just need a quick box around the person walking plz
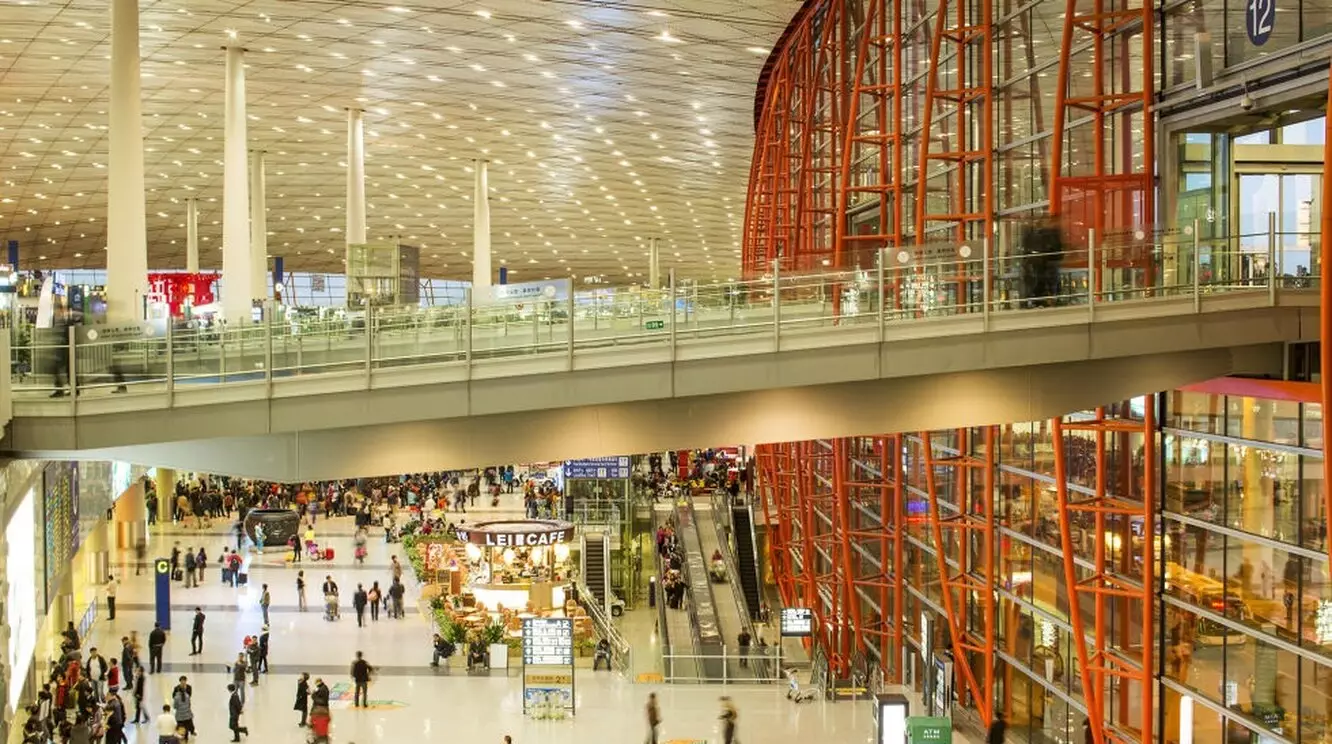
[259,584,272,626]
[389,579,405,619]
[297,571,307,612]
[171,677,194,740]
[257,626,270,674]
[737,629,752,668]
[134,540,147,577]
[390,555,404,584]
[131,661,147,724]
[146,623,166,673]
[105,574,119,620]
[718,697,737,744]
[293,673,310,727]
[986,713,1008,744]
[227,684,249,741]
[189,608,205,655]
[230,653,248,704]
[646,692,661,744]
[353,584,368,627]
[350,651,373,707]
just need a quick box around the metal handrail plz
[707,489,772,681]
[574,575,632,674]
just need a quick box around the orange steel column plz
[913,0,994,249]
[1051,399,1156,744]
[1321,68,1332,574]
[921,428,997,721]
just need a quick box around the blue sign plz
[563,457,631,479]
[154,558,172,630]
[1246,0,1274,46]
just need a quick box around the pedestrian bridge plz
[3,249,1319,481]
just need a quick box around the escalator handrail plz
[708,489,772,680]
[743,495,764,620]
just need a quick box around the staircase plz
[731,505,763,622]
[582,533,609,615]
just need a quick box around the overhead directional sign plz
[563,457,630,479]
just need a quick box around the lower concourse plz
[39,496,875,744]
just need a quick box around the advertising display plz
[876,694,910,744]
[7,490,36,712]
[780,607,814,637]
[522,618,575,717]
[562,457,631,480]
[43,463,78,604]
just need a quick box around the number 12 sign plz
[1247,0,1274,46]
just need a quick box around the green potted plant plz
[574,636,596,658]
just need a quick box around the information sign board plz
[563,456,631,480]
[1246,0,1274,46]
[906,717,952,744]
[780,607,814,637]
[522,618,575,717]
[645,319,665,330]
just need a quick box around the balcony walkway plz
[4,246,1320,479]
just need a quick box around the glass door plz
[1234,169,1323,287]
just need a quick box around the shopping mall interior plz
[3,1,1332,744]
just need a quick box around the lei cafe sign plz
[455,520,574,548]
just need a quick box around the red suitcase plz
[324,547,334,560]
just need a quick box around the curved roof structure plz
[0,1,797,283]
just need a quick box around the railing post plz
[566,290,575,370]
[364,305,374,389]
[1192,219,1201,313]
[668,269,677,362]
[532,300,540,348]
[1268,211,1278,305]
[165,319,175,405]
[1087,228,1097,319]
[772,259,781,351]
[464,288,474,376]
[219,329,226,383]
[876,248,886,341]
[981,237,991,331]
[67,324,78,401]
[263,302,273,393]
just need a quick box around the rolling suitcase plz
[323,548,335,561]
[237,572,249,586]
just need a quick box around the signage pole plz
[154,558,172,630]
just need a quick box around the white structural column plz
[472,159,492,301]
[222,45,253,323]
[185,197,199,273]
[649,237,661,289]
[346,109,367,245]
[250,149,268,299]
[106,0,150,321]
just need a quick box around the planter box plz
[489,643,509,670]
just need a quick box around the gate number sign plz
[1247,0,1274,46]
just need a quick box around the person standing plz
[296,571,308,612]
[986,713,1008,744]
[293,673,310,727]
[227,684,249,741]
[718,697,737,744]
[120,636,136,690]
[183,550,197,589]
[388,579,405,619]
[189,608,205,655]
[259,585,272,626]
[195,548,207,584]
[350,651,373,707]
[86,647,108,700]
[148,623,166,674]
[257,626,270,674]
[646,692,661,744]
[105,574,119,620]
[104,690,126,744]
[155,704,177,744]
[353,584,368,627]
[311,678,330,709]
[737,629,752,668]
[367,582,382,622]
[171,677,194,740]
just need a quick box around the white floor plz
[85,504,879,744]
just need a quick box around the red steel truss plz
[756,406,1157,743]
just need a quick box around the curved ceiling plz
[0,1,796,284]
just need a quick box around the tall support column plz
[185,197,199,273]
[106,0,150,321]
[221,45,253,323]
[473,159,492,301]
[346,109,366,245]
[250,149,268,300]
[648,237,661,289]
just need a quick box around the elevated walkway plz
[4,254,1317,479]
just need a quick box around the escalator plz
[582,532,609,615]
[731,504,763,622]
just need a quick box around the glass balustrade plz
[8,232,1319,400]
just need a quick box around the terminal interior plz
[2,1,1332,744]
